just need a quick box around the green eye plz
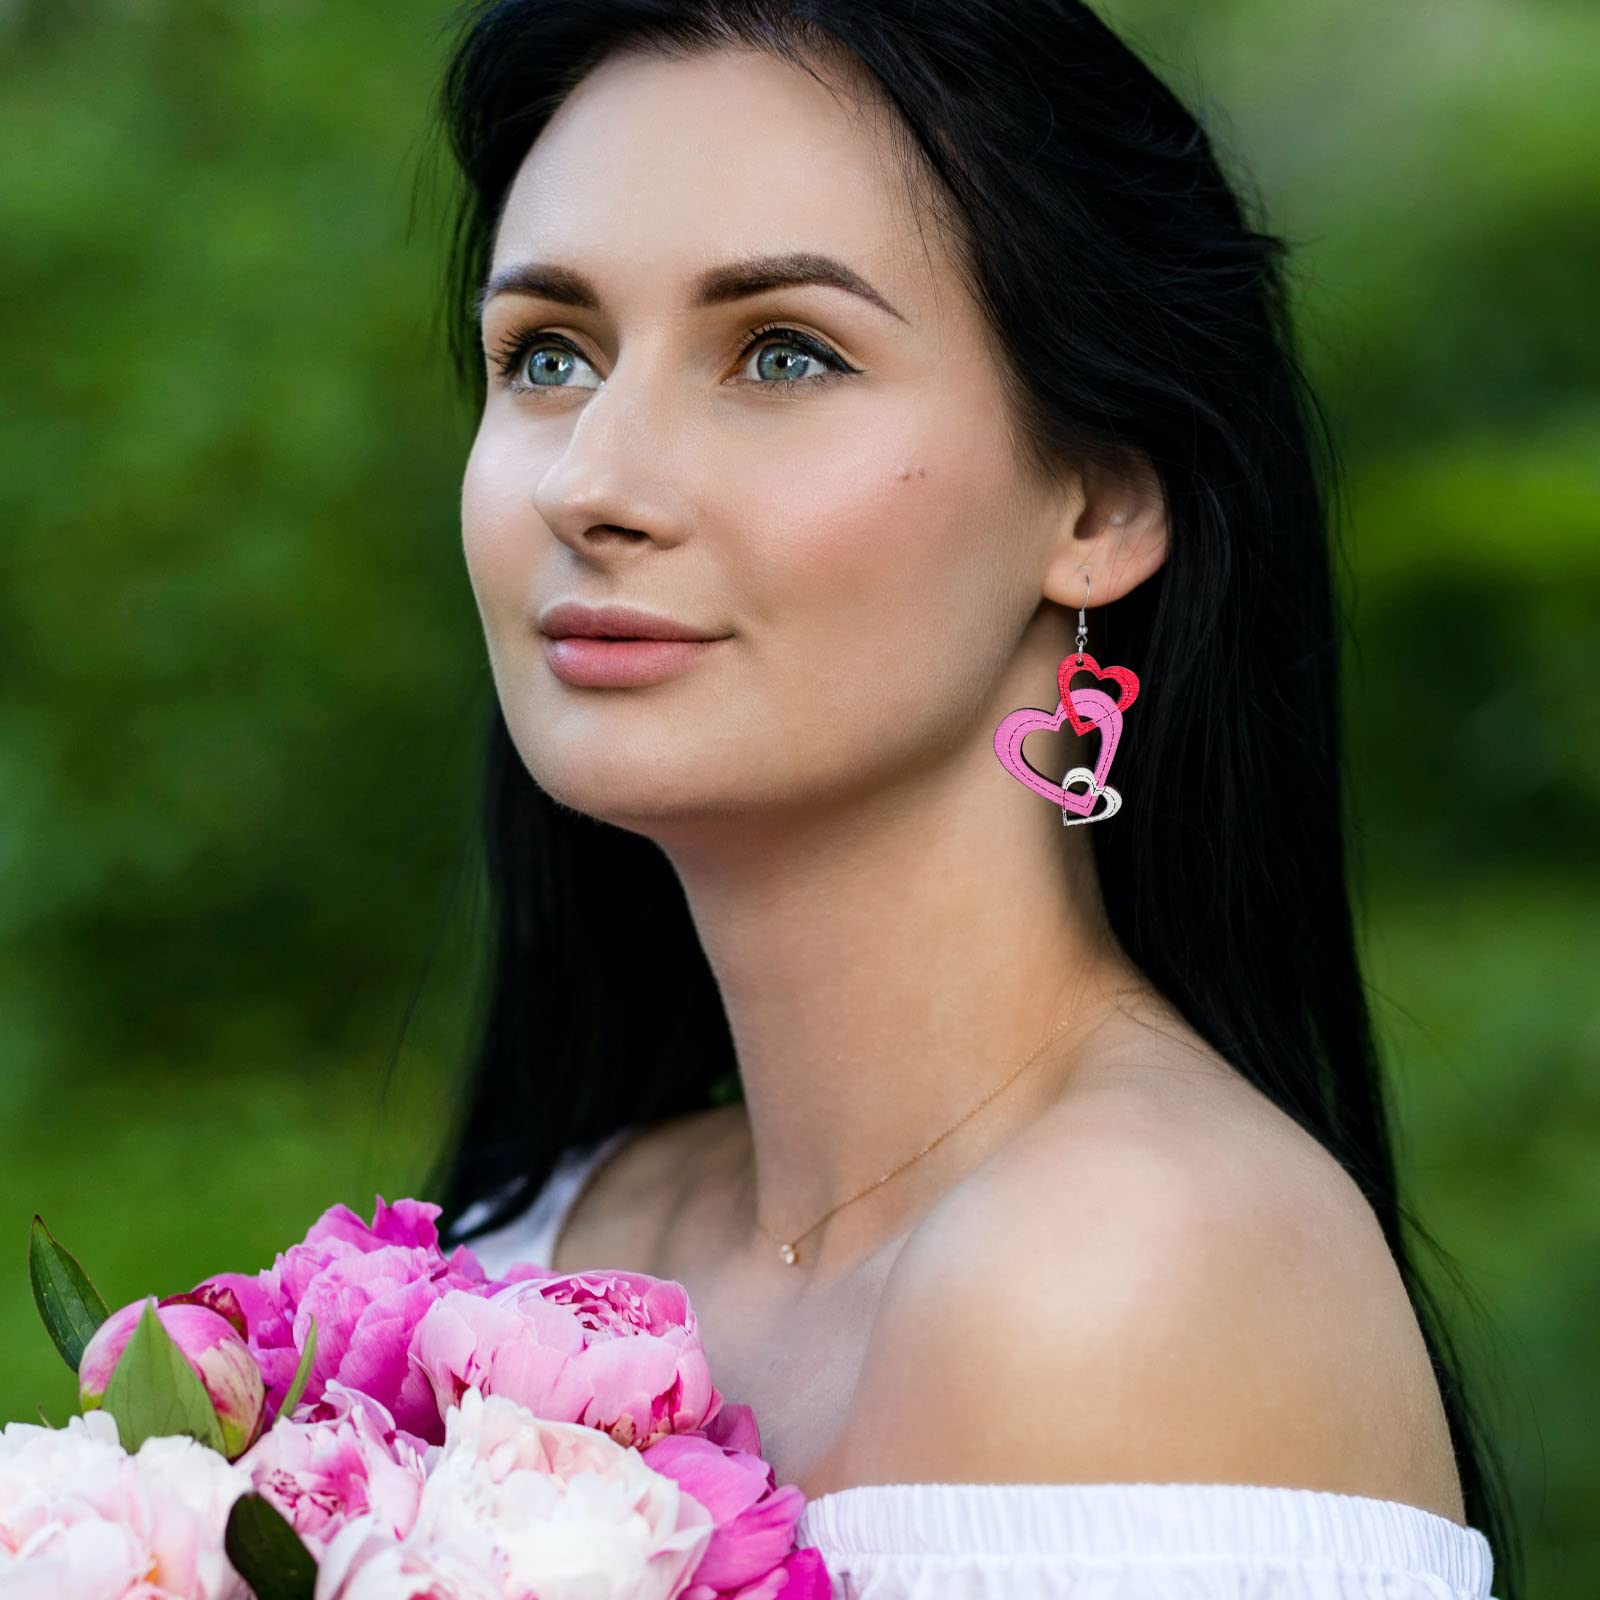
[490,334,602,391]
[738,324,855,389]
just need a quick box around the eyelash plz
[487,321,857,396]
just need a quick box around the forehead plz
[489,44,944,311]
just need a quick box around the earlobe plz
[1038,456,1168,609]
[1043,506,1168,610]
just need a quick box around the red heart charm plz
[1056,652,1140,738]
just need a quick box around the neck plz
[653,753,1143,1274]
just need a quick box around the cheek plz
[740,445,1011,738]
[740,429,971,620]
[460,424,537,624]
[773,451,1003,641]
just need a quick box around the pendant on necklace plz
[779,1242,798,1265]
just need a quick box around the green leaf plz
[224,1492,318,1600]
[98,1299,227,1455]
[273,1314,317,1425]
[28,1214,110,1373]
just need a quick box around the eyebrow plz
[474,251,908,326]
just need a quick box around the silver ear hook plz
[1075,571,1090,664]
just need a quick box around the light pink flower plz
[643,1403,830,1600]
[309,1535,502,1600]
[236,1380,428,1561]
[313,1389,715,1600]
[78,1298,267,1462]
[199,1197,490,1443]
[405,1271,721,1447]
[0,1409,250,1599]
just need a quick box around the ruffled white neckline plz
[793,1479,1493,1592]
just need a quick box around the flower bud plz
[79,1296,267,1459]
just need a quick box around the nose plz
[530,354,693,558]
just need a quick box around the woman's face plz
[463,44,1069,838]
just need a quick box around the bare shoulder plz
[838,1022,1467,1524]
[555,1102,745,1266]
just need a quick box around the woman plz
[427,1,1519,1593]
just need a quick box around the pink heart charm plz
[993,686,1126,820]
[1056,652,1140,738]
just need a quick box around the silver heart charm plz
[1060,765,1122,827]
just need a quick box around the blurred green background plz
[2,0,1594,1592]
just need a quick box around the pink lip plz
[539,599,721,642]
[542,635,724,688]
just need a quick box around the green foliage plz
[225,1493,318,1600]
[28,1215,110,1372]
[274,1315,318,1427]
[0,1,1593,1595]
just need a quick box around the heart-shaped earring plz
[1059,763,1122,827]
[992,571,1142,826]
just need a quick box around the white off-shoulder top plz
[456,1127,1500,1600]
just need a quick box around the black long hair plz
[415,2,1520,1587]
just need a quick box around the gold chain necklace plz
[750,1011,1083,1266]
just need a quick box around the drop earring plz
[992,571,1142,826]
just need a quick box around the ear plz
[1041,454,1168,612]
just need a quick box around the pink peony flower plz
[643,1403,830,1600]
[405,1271,721,1448]
[0,1409,250,1598]
[312,1536,502,1600]
[236,1380,429,1560]
[756,1547,832,1600]
[199,1197,490,1443]
[79,1297,267,1461]
[313,1389,715,1600]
